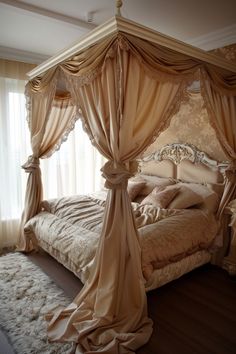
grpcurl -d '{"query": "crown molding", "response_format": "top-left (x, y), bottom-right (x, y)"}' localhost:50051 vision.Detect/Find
top-left (187, 24), bottom-right (236, 51)
top-left (0, 0), bottom-right (96, 30)
top-left (0, 45), bottom-right (49, 64)
top-left (27, 16), bottom-right (118, 78)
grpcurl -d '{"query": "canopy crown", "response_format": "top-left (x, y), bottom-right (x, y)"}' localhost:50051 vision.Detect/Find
top-left (27, 16), bottom-right (236, 80)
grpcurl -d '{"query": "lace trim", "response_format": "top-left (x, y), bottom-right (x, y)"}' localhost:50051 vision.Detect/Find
top-left (24, 90), bottom-right (32, 132)
top-left (62, 71), bottom-right (110, 158)
top-left (63, 68), bottom-right (189, 161)
top-left (25, 69), bottom-right (78, 159)
top-left (203, 66), bottom-right (236, 97)
top-left (121, 34), bottom-right (200, 84)
top-left (42, 107), bottom-right (81, 158)
top-left (79, 110), bottom-right (109, 159)
top-left (25, 73), bottom-right (59, 132)
top-left (140, 81), bottom-right (188, 158)
top-left (116, 43), bottom-right (123, 122)
top-left (64, 66), bottom-right (103, 87)
top-left (60, 35), bottom-right (198, 88)
top-left (200, 69), bottom-right (236, 160)
top-left (136, 56), bottom-right (196, 84)
top-left (63, 73), bottom-right (95, 146)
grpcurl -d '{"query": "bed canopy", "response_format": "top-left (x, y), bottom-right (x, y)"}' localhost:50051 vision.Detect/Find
top-left (20, 2), bottom-right (236, 353)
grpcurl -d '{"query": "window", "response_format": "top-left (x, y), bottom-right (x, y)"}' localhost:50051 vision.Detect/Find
top-left (0, 77), bottom-right (105, 248)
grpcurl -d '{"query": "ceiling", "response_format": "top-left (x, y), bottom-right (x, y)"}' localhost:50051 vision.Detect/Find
top-left (1, 0), bottom-right (236, 64)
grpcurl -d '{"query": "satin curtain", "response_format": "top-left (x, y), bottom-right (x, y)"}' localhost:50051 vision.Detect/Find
top-left (201, 71), bottom-right (236, 214)
top-left (46, 47), bottom-right (184, 353)
top-left (22, 32), bottom-right (236, 353)
top-left (201, 70), bottom-right (236, 271)
top-left (19, 76), bottom-right (78, 251)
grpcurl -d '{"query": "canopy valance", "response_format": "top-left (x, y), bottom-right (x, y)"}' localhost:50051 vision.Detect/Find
top-left (21, 14), bottom-right (236, 354)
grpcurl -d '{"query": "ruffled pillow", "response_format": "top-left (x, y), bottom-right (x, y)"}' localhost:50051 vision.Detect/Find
top-left (141, 186), bottom-right (179, 208)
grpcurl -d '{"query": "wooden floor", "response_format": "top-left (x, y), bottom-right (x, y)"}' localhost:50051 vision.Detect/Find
top-left (2, 251), bottom-right (236, 354)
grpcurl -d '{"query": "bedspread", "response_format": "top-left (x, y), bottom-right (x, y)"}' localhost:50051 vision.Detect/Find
top-left (25, 192), bottom-right (219, 283)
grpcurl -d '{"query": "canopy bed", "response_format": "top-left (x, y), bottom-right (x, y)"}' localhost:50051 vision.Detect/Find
top-left (20, 2), bottom-right (236, 353)
top-left (25, 142), bottom-right (229, 291)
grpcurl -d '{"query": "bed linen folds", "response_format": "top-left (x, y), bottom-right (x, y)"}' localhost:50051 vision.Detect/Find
top-left (21, 32), bottom-right (236, 353)
top-left (25, 193), bottom-right (218, 284)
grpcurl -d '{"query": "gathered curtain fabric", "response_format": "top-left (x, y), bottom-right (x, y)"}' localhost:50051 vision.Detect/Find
top-left (45, 41), bottom-right (187, 353)
top-left (200, 68), bottom-right (236, 271)
top-left (21, 33), bottom-right (236, 353)
top-left (19, 74), bottom-right (79, 251)
top-left (0, 59), bottom-right (36, 250)
top-left (0, 58), bottom-right (36, 80)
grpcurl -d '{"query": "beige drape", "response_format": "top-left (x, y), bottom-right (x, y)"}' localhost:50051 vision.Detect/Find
top-left (200, 68), bottom-right (236, 272)
top-left (19, 72), bottom-right (78, 251)
top-left (45, 45), bottom-right (185, 353)
top-left (21, 32), bottom-right (236, 353)
top-left (0, 59), bottom-right (36, 80)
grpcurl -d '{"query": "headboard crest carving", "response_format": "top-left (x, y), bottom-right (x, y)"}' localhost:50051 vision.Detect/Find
top-left (139, 143), bottom-right (229, 176)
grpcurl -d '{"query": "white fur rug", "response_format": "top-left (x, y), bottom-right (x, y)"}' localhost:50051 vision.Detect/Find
top-left (0, 252), bottom-right (75, 354)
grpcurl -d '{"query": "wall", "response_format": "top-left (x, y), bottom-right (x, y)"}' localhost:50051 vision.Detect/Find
top-left (143, 44), bottom-right (236, 162)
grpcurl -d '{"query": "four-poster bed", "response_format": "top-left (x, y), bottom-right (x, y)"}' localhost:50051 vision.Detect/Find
top-left (25, 142), bottom-right (229, 292)
top-left (20, 3), bottom-right (236, 353)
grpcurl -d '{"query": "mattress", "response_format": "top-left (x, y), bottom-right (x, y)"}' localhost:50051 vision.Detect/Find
top-left (145, 250), bottom-right (211, 291)
top-left (24, 191), bottom-right (219, 289)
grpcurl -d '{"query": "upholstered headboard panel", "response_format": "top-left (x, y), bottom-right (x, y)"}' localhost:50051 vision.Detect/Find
top-left (140, 160), bottom-right (176, 178)
top-left (138, 143), bottom-right (228, 184)
top-left (177, 160), bottom-right (223, 183)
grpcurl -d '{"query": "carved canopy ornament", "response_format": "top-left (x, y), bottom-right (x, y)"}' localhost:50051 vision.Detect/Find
top-left (139, 143), bottom-right (229, 175)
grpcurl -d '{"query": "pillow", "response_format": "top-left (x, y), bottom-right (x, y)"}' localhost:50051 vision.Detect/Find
top-left (131, 174), bottom-right (176, 196)
top-left (167, 184), bottom-right (203, 209)
top-left (127, 181), bottom-right (146, 201)
top-left (141, 185), bottom-right (179, 209)
top-left (206, 182), bottom-right (224, 198)
top-left (180, 182), bottom-right (220, 213)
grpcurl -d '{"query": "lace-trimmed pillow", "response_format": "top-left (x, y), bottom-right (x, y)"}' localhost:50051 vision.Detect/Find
top-left (141, 186), bottom-right (179, 208)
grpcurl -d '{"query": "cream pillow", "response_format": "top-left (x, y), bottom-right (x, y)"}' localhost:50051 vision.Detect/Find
top-left (168, 184), bottom-right (203, 209)
top-left (131, 174), bottom-right (176, 196)
top-left (180, 182), bottom-right (220, 213)
top-left (127, 181), bottom-right (146, 201)
top-left (206, 183), bottom-right (224, 198)
top-left (141, 186), bottom-right (179, 209)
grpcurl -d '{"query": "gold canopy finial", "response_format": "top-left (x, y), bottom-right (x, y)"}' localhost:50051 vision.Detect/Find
top-left (116, 0), bottom-right (123, 16)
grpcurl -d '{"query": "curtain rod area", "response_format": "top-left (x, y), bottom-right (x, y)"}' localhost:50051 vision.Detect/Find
top-left (27, 16), bottom-right (236, 80)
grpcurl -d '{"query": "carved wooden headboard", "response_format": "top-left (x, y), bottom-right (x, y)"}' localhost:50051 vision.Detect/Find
top-left (138, 143), bottom-right (229, 184)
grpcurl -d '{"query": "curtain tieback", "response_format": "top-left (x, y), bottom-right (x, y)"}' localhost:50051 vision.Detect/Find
top-left (101, 161), bottom-right (133, 190)
top-left (22, 155), bottom-right (40, 173)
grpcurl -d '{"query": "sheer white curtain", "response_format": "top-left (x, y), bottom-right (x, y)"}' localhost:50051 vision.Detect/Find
top-left (0, 76), bottom-right (105, 249)
top-left (41, 120), bottom-right (105, 199)
top-left (0, 77), bottom-right (30, 248)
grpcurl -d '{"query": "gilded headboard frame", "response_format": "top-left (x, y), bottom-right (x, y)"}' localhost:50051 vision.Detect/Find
top-left (138, 143), bottom-right (229, 180)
